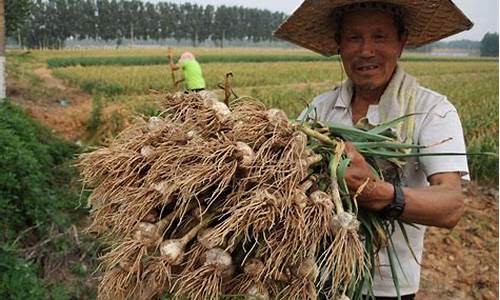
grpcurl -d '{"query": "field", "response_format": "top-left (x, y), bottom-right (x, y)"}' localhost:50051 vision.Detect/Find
top-left (4, 47), bottom-right (499, 299)
top-left (16, 47), bottom-right (499, 182)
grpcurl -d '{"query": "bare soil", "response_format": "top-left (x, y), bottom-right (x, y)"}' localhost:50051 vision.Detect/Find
top-left (7, 66), bottom-right (499, 299)
top-left (7, 67), bottom-right (92, 141)
top-left (418, 182), bottom-right (498, 300)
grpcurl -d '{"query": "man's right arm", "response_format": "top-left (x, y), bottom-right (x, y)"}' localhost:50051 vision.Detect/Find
top-left (343, 152), bottom-right (465, 229)
top-left (344, 98), bottom-right (469, 229)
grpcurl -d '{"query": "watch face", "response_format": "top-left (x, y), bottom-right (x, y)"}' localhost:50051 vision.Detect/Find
top-left (387, 205), bottom-right (404, 218)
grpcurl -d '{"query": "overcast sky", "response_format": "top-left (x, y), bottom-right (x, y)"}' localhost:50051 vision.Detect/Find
top-left (146, 0), bottom-right (498, 41)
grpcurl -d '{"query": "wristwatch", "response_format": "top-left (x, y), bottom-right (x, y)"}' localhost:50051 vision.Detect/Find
top-left (380, 183), bottom-right (406, 220)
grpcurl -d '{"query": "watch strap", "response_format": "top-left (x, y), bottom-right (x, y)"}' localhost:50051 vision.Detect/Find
top-left (380, 183), bottom-right (406, 220)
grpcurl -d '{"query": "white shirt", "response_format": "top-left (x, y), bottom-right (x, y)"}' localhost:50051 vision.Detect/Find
top-left (301, 80), bottom-right (469, 296)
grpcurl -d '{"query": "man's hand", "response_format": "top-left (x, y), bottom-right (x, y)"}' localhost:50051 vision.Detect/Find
top-left (344, 142), bottom-right (377, 190)
top-left (344, 143), bottom-right (394, 211)
top-left (343, 143), bottom-right (465, 228)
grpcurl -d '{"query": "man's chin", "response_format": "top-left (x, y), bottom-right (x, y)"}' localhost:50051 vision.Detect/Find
top-left (354, 82), bottom-right (382, 91)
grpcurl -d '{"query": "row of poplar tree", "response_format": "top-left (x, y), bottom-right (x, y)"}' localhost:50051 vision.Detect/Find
top-left (15, 0), bottom-right (288, 49)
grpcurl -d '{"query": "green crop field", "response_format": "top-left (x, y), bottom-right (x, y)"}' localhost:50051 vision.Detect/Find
top-left (9, 47), bottom-right (499, 182)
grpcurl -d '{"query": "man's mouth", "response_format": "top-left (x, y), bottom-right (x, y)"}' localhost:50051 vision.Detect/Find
top-left (355, 64), bottom-right (379, 72)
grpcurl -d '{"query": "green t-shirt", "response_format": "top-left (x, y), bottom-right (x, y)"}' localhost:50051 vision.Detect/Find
top-left (181, 59), bottom-right (206, 90)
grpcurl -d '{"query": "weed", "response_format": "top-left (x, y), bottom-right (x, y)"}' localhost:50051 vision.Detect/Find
top-left (80, 80), bottom-right (124, 96)
top-left (70, 263), bottom-right (88, 277)
top-left (109, 110), bottom-right (125, 137)
top-left (86, 97), bottom-right (103, 135)
top-left (134, 101), bottom-right (161, 117)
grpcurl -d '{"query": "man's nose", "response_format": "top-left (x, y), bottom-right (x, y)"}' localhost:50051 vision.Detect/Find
top-left (359, 39), bottom-right (376, 57)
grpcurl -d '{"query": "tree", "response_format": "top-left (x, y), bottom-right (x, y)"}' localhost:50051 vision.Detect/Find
top-left (143, 2), bottom-right (160, 40)
top-left (2, 0), bottom-right (32, 99)
top-left (212, 5), bottom-right (238, 47)
top-left (158, 2), bottom-right (175, 40)
top-left (198, 5), bottom-right (214, 43)
top-left (480, 32), bottom-right (499, 57)
top-left (183, 3), bottom-right (204, 47)
top-left (1, 0), bottom-right (5, 99)
top-left (15, 0), bottom-right (290, 49)
top-left (5, 0), bottom-right (31, 36)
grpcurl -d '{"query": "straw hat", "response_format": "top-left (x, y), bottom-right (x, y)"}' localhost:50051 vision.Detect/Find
top-left (273, 0), bottom-right (473, 56)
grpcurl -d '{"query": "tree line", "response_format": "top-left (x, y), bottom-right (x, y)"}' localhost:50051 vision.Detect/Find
top-left (13, 0), bottom-right (288, 49)
top-left (480, 33), bottom-right (499, 57)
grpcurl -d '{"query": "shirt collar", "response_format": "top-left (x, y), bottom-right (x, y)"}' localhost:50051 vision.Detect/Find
top-left (333, 79), bottom-right (354, 108)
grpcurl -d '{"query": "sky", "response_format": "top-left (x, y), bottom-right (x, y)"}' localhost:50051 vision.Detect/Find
top-left (147, 0), bottom-right (499, 41)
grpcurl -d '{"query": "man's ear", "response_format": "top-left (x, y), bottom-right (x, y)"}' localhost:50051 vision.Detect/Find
top-left (398, 32), bottom-right (408, 58)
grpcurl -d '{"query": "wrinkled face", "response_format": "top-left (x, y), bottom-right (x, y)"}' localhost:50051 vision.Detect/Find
top-left (339, 9), bottom-right (407, 91)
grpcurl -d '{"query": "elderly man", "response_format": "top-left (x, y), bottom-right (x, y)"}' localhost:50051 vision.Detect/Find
top-left (275, 1), bottom-right (472, 299)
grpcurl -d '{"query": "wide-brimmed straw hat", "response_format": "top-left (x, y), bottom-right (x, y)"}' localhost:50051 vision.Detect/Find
top-left (273, 0), bottom-right (473, 56)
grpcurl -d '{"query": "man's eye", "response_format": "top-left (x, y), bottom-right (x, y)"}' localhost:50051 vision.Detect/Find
top-left (348, 35), bottom-right (361, 41)
top-left (374, 34), bottom-right (386, 41)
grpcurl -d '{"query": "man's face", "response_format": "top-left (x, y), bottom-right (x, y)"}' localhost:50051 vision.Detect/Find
top-left (339, 9), bottom-right (406, 91)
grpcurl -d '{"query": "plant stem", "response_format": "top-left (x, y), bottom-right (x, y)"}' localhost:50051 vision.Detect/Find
top-left (300, 126), bottom-right (336, 146)
top-left (179, 212), bottom-right (216, 247)
top-left (329, 142), bottom-right (346, 214)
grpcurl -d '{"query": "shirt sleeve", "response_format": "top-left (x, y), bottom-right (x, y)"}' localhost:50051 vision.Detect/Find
top-left (417, 98), bottom-right (470, 180)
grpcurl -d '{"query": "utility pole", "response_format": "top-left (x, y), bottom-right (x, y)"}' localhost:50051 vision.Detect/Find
top-left (0, 0), bottom-right (5, 100)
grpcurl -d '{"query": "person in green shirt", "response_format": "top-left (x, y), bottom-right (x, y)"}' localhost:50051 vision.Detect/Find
top-left (172, 51), bottom-right (206, 92)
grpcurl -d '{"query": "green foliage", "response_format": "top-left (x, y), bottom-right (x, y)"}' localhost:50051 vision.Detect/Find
top-left (467, 138), bottom-right (499, 184)
top-left (49, 284), bottom-right (71, 300)
top-left (0, 248), bottom-right (46, 300)
top-left (0, 100), bottom-right (89, 298)
top-left (0, 100), bottom-right (79, 239)
top-left (19, 0), bottom-right (286, 49)
top-left (480, 32), bottom-right (499, 57)
top-left (80, 80), bottom-right (124, 96)
top-left (70, 263), bottom-right (88, 278)
top-left (134, 101), bottom-right (162, 117)
top-left (46, 55), bottom-right (331, 68)
top-left (5, 0), bottom-right (32, 36)
top-left (46, 54), bottom-right (492, 68)
top-left (109, 111), bottom-right (125, 137)
top-left (48, 56), bottom-right (170, 68)
top-left (86, 97), bottom-right (103, 135)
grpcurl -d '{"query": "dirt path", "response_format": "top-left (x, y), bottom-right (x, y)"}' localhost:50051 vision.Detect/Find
top-left (33, 67), bottom-right (68, 91)
top-left (8, 67), bottom-right (93, 141)
top-left (418, 182), bottom-right (498, 300)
